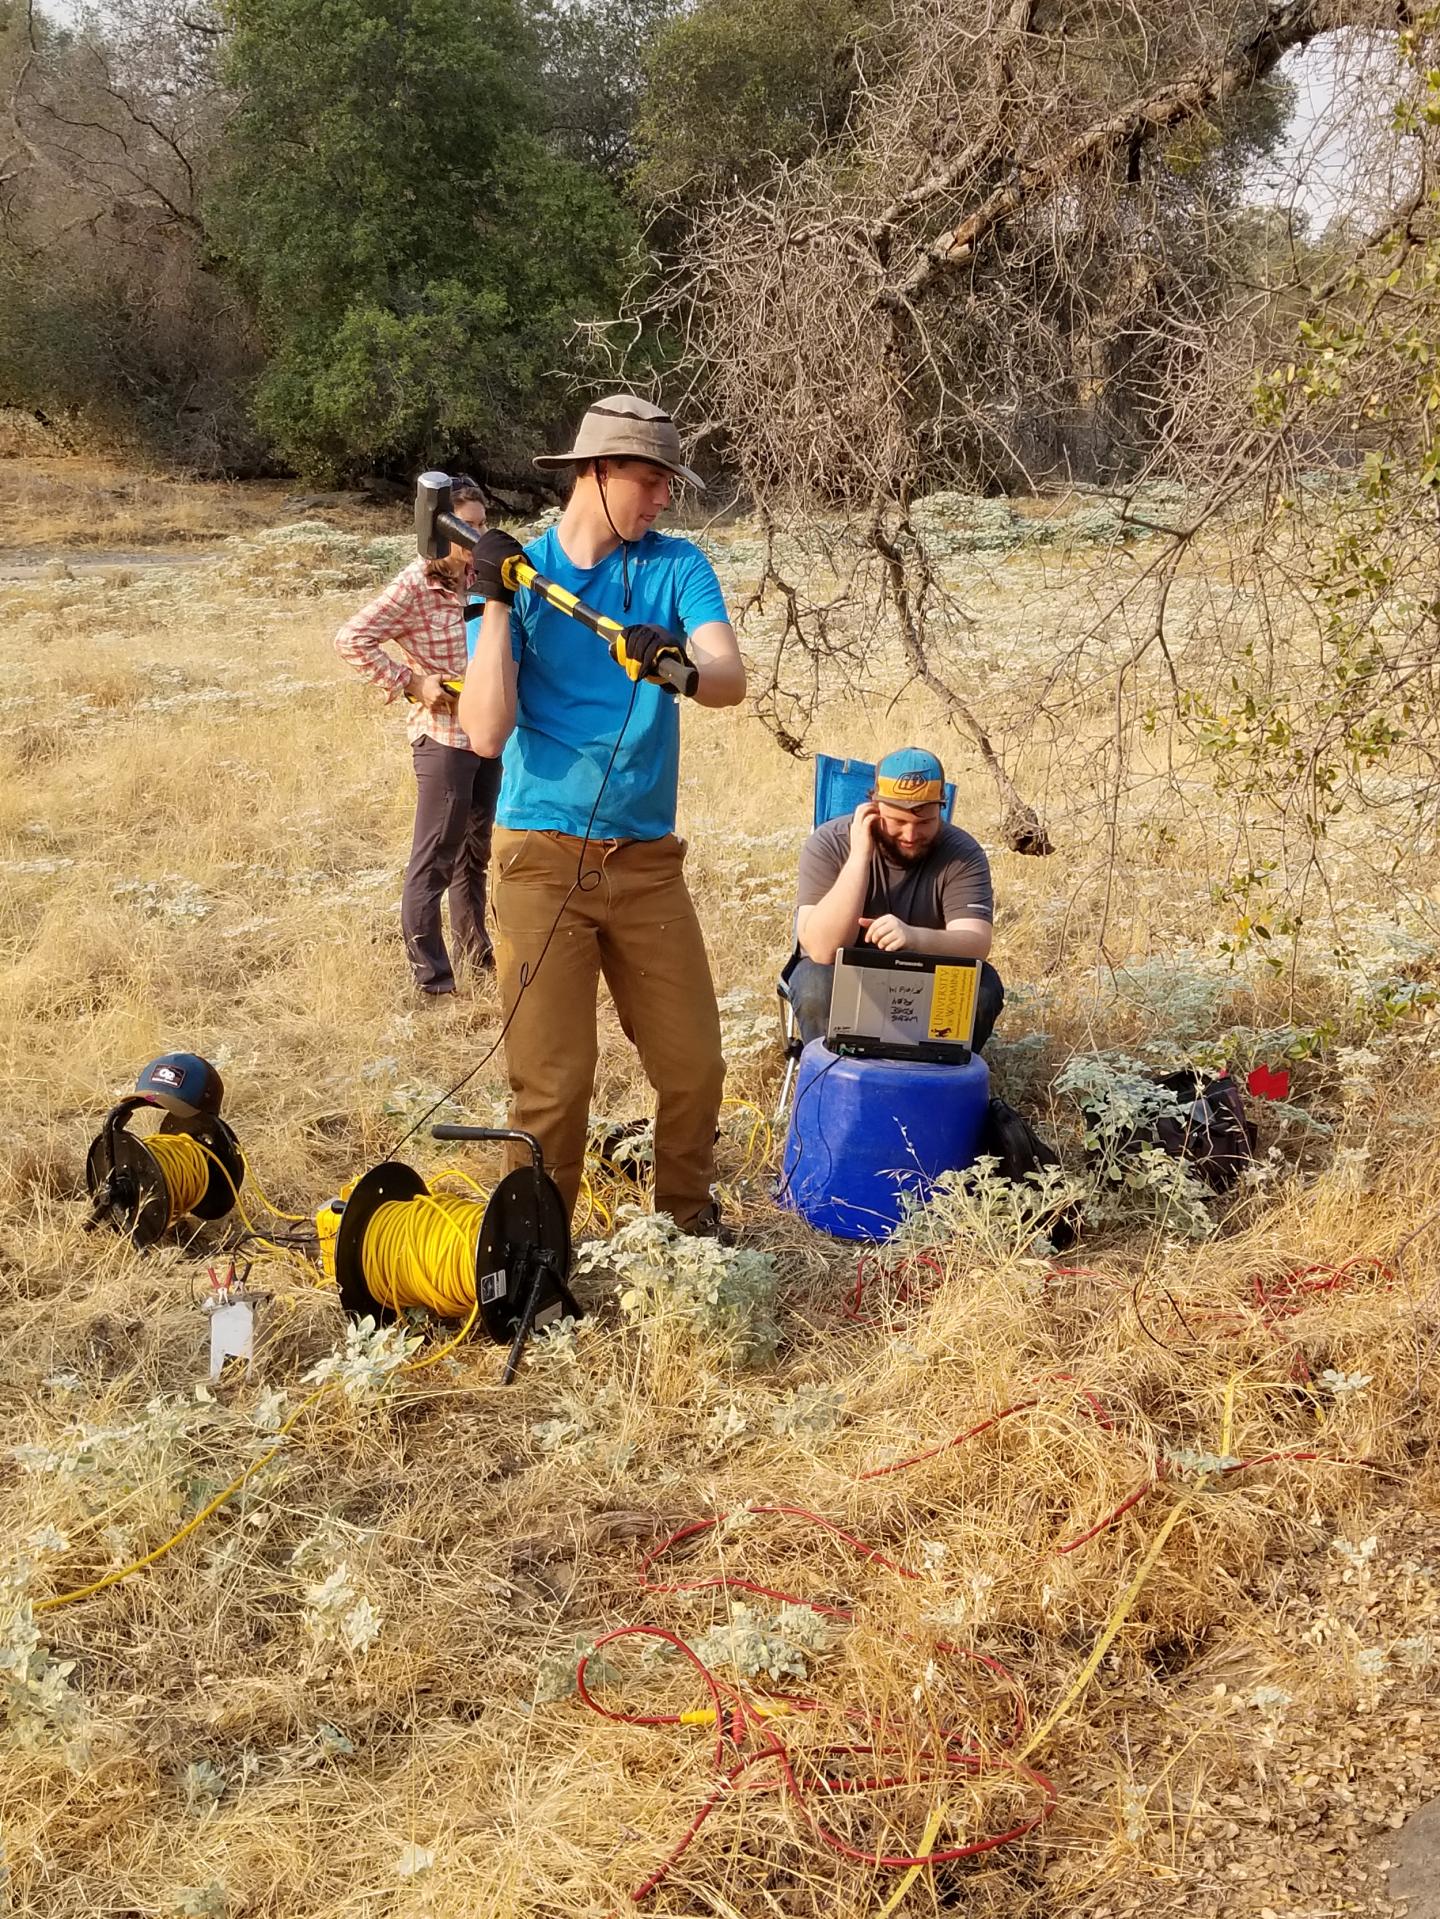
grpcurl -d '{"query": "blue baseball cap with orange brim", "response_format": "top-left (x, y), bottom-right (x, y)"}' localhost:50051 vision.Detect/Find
top-left (875, 747), bottom-right (945, 811)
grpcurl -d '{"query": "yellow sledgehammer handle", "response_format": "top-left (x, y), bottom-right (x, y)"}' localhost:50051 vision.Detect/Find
top-left (501, 555), bottom-right (699, 700)
top-left (502, 555), bottom-right (625, 644)
top-left (415, 470), bottom-right (698, 699)
top-left (405, 555), bottom-right (632, 709)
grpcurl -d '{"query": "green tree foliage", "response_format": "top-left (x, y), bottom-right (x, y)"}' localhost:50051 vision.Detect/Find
top-left (209, 0), bottom-right (635, 479)
top-left (633, 0), bottom-right (869, 201)
top-left (531, 0), bottom-right (681, 181)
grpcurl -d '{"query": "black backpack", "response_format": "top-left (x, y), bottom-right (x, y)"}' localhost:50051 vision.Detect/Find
top-left (1145, 1070), bottom-right (1257, 1193)
top-left (979, 1096), bottom-right (1080, 1251)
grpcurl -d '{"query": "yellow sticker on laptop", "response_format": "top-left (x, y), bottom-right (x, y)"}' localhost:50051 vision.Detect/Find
top-left (927, 961), bottom-right (978, 1043)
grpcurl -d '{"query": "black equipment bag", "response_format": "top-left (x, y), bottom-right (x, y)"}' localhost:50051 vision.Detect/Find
top-left (979, 1096), bottom-right (1080, 1251)
top-left (1146, 1070), bottom-right (1257, 1193)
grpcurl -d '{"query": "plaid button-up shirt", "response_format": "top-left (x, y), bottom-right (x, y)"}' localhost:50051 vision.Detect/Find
top-left (334, 558), bottom-right (475, 750)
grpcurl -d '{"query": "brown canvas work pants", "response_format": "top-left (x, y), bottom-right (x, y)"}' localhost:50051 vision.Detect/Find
top-left (492, 827), bottom-right (725, 1227)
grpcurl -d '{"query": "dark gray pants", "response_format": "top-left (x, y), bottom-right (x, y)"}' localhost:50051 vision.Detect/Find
top-left (402, 738), bottom-right (502, 992)
top-left (788, 954), bottom-right (1005, 1051)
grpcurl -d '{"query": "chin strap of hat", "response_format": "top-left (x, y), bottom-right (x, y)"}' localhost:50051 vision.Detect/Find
top-left (595, 462), bottom-right (634, 613)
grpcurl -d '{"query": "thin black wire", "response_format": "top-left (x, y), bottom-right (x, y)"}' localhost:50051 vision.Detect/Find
top-left (389, 675), bottom-right (644, 1157)
top-left (774, 1053), bottom-right (842, 1206)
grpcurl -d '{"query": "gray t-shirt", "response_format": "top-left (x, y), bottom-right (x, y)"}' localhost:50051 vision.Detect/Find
top-left (795, 818), bottom-right (994, 931)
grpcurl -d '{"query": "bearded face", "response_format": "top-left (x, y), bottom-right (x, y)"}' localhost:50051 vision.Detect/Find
top-left (874, 803), bottom-right (943, 866)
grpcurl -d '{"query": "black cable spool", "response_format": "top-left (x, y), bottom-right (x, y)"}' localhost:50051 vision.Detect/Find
top-left (85, 1095), bottom-right (246, 1245)
top-left (333, 1128), bottom-right (580, 1384)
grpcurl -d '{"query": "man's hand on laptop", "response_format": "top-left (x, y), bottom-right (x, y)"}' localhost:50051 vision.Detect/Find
top-left (865, 913), bottom-right (912, 952)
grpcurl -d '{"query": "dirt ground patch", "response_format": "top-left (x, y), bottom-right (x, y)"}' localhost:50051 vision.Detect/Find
top-left (1377, 1795), bottom-right (1440, 1919)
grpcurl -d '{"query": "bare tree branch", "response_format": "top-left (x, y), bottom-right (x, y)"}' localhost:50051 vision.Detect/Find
top-left (891, 0), bottom-right (1338, 300)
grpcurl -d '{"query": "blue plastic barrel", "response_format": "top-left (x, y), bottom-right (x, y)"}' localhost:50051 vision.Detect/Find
top-left (778, 1040), bottom-right (991, 1240)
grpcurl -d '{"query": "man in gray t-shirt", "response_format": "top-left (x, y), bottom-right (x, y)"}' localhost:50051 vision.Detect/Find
top-left (789, 746), bottom-right (1004, 1049)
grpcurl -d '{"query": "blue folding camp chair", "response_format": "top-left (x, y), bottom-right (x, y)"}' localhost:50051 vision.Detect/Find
top-left (775, 755), bottom-right (957, 1114)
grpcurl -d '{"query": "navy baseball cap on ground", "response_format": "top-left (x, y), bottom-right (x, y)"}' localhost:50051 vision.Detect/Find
top-left (875, 747), bottom-right (945, 810)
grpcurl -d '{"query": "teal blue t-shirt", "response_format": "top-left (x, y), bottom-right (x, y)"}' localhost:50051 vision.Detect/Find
top-left (497, 526), bottom-right (729, 840)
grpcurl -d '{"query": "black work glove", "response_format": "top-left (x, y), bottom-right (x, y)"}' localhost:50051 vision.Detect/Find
top-left (609, 621), bottom-right (692, 688)
top-left (470, 529), bottom-right (528, 605)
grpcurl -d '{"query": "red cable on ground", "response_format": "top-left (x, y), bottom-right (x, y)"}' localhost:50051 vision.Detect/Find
top-left (1044, 1265), bottom-right (1125, 1290)
top-left (859, 1375), bottom-right (1115, 1486)
top-left (1052, 1467), bottom-right (1167, 1555)
top-left (854, 1379), bottom-right (1381, 1554)
top-left (1136, 1255), bottom-right (1395, 1351)
top-left (579, 1507), bottom-right (1053, 1902)
top-left (576, 1255), bottom-right (1393, 1902)
top-left (639, 1503), bottom-right (918, 1610)
top-left (843, 1250), bottom-right (946, 1324)
top-left (1251, 1255), bottom-right (1395, 1320)
top-left (857, 1398), bottom-right (1043, 1482)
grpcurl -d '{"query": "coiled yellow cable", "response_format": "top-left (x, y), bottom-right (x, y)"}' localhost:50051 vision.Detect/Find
top-left (133, 1131), bottom-right (329, 1285)
top-left (140, 1132), bottom-right (212, 1227)
top-left (363, 1191), bottom-right (487, 1318)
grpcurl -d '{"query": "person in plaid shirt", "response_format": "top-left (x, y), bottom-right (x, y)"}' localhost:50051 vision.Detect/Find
top-left (334, 476), bottom-right (500, 995)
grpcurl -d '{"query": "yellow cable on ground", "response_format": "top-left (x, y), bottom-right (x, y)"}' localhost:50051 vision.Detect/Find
top-left (874, 1377), bottom-right (1243, 1916)
top-left (235, 1155), bottom-right (312, 1224)
top-left (36, 1295), bottom-right (483, 1614)
top-left (403, 1297), bottom-right (482, 1372)
top-left (39, 1153), bottom-right (506, 1613)
top-left (579, 1169), bottom-right (612, 1234)
top-left (1015, 1491), bottom-right (1198, 1765)
top-left (197, 1136), bottom-right (311, 1228)
top-left (875, 1805), bottom-right (951, 1919)
top-left (35, 1383), bottom-right (328, 1613)
top-left (722, 1098), bottom-right (774, 1176)
top-left (575, 1170), bottom-right (597, 1235)
top-left (1004, 1378), bottom-right (1235, 1759)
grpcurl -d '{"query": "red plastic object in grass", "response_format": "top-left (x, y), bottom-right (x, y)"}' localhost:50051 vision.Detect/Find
top-left (1246, 1063), bottom-right (1291, 1101)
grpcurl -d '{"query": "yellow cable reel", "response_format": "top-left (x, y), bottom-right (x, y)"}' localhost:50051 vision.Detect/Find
top-left (85, 1054), bottom-right (246, 1244)
top-left (330, 1124), bottom-right (581, 1384)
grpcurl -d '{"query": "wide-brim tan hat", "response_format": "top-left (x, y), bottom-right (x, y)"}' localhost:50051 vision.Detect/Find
top-left (533, 393), bottom-right (704, 489)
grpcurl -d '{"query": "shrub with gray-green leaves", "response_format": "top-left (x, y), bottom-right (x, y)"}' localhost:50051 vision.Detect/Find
top-left (1056, 1053), bottom-right (1217, 1239)
top-left (575, 1208), bottom-right (779, 1364)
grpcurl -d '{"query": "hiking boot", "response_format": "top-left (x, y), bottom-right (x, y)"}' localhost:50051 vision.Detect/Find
top-left (680, 1204), bottom-right (738, 1247)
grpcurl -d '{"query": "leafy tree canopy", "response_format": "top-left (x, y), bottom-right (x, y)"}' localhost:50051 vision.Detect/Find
top-left (634, 0), bottom-right (872, 202)
top-left (211, 0), bottom-right (636, 479)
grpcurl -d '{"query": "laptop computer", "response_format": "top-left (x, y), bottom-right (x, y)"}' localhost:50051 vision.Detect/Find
top-left (826, 946), bottom-right (979, 1064)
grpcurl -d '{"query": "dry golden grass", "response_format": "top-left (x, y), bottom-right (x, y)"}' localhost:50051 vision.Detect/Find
top-left (0, 435), bottom-right (391, 555)
top-left (2, 456), bottom-right (1439, 1919)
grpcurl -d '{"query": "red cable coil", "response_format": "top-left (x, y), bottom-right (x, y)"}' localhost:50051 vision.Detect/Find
top-left (574, 1252), bottom-right (1393, 1902)
top-left (842, 1251), bottom-right (947, 1324)
top-left (578, 1506), bottom-right (1053, 1901)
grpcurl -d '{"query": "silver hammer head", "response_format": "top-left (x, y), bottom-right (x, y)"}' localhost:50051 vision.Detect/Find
top-left (415, 470), bottom-right (453, 560)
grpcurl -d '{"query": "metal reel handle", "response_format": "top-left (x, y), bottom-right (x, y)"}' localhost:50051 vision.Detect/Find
top-left (430, 1124), bottom-right (543, 1173)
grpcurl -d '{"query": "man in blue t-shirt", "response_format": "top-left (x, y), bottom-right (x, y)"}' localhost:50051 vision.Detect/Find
top-left (458, 395), bottom-right (746, 1233)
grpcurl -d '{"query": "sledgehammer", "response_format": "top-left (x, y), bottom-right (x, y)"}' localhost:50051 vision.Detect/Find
top-left (414, 470), bottom-right (699, 698)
